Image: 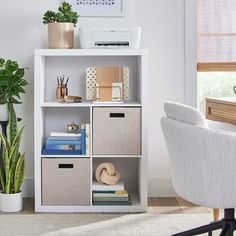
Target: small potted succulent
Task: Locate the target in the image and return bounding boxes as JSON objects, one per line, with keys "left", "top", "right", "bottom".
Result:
{"left": 43, "top": 2, "right": 79, "bottom": 49}
{"left": 0, "top": 58, "right": 28, "bottom": 121}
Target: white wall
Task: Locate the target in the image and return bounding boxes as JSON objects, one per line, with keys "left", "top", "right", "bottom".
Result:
{"left": 0, "top": 0, "right": 186, "bottom": 197}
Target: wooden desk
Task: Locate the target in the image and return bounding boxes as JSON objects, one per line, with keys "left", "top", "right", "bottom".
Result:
{"left": 206, "top": 97, "right": 236, "bottom": 125}
{"left": 206, "top": 97, "right": 236, "bottom": 222}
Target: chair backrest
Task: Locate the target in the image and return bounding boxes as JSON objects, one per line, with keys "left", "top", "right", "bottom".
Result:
{"left": 161, "top": 102, "right": 236, "bottom": 209}
{"left": 164, "top": 101, "right": 209, "bottom": 128}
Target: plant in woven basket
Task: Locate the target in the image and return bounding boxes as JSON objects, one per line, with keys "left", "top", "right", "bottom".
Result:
{"left": 0, "top": 104, "right": 25, "bottom": 194}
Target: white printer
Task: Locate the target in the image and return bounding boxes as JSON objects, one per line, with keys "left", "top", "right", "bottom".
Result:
{"left": 79, "top": 27, "right": 141, "bottom": 49}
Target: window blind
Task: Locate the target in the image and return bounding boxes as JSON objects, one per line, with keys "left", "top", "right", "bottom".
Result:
{"left": 197, "top": 0, "right": 236, "bottom": 71}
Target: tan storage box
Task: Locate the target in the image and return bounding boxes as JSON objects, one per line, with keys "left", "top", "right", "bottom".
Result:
{"left": 93, "top": 107, "right": 141, "bottom": 155}
{"left": 42, "top": 158, "right": 90, "bottom": 206}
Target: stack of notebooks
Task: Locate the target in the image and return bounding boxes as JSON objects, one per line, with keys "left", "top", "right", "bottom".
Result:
{"left": 42, "top": 124, "right": 90, "bottom": 155}
{"left": 92, "top": 181, "right": 132, "bottom": 206}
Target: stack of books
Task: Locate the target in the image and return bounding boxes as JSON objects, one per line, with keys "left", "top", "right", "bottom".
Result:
{"left": 92, "top": 181, "right": 132, "bottom": 205}
{"left": 42, "top": 124, "right": 90, "bottom": 155}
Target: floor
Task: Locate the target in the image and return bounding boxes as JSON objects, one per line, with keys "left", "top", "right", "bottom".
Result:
{"left": 148, "top": 197, "right": 212, "bottom": 214}
{"left": 11, "top": 197, "right": 213, "bottom": 214}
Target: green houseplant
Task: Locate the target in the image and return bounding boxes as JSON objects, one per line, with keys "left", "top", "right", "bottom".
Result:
{"left": 0, "top": 58, "right": 27, "bottom": 212}
{"left": 0, "top": 105, "right": 25, "bottom": 212}
{"left": 43, "top": 2, "right": 79, "bottom": 49}
{"left": 0, "top": 105, "right": 25, "bottom": 194}
{"left": 0, "top": 58, "right": 28, "bottom": 121}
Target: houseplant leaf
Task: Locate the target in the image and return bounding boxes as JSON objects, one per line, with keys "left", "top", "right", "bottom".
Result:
{"left": 14, "top": 153, "right": 25, "bottom": 193}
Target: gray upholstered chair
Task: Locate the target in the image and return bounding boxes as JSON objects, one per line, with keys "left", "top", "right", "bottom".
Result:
{"left": 161, "top": 102, "right": 236, "bottom": 236}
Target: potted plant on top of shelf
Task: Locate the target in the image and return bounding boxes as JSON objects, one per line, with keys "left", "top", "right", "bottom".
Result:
{"left": 43, "top": 2, "right": 79, "bottom": 49}
{"left": 0, "top": 58, "right": 27, "bottom": 212}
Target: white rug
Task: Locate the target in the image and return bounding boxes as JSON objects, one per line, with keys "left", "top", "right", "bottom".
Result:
{"left": 0, "top": 213, "right": 223, "bottom": 236}
{"left": 44, "top": 214, "right": 222, "bottom": 236}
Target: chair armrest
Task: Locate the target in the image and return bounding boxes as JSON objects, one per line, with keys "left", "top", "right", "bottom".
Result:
{"left": 161, "top": 117, "right": 236, "bottom": 209}
{"left": 207, "top": 119, "right": 236, "bottom": 132}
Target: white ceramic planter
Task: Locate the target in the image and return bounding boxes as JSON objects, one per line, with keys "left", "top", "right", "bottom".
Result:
{"left": 0, "top": 191, "right": 22, "bottom": 212}
{"left": 0, "top": 104, "right": 8, "bottom": 121}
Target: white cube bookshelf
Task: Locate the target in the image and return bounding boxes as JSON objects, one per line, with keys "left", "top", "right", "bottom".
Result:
{"left": 34, "top": 49, "right": 148, "bottom": 212}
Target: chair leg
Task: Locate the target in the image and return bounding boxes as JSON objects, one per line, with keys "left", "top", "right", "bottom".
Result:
{"left": 209, "top": 209, "right": 220, "bottom": 236}
{"left": 223, "top": 208, "right": 235, "bottom": 236}
{"left": 225, "top": 230, "right": 233, "bottom": 236}
{"left": 172, "top": 221, "right": 222, "bottom": 236}
{"left": 213, "top": 208, "right": 220, "bottom": 222}
{"left": 219, "top": 224, "right": 230, "bottom": 236}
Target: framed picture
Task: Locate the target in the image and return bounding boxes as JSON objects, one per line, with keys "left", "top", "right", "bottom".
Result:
{"left": 65, "top": 0, "right": 125, "bottom": 17}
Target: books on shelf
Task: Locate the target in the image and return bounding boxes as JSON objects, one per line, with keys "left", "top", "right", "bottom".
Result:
{"left": 45, "top": 144, "right": 81, "bottom": 150}
{"left": 93, "top": 191, "right": 128, "bottom": 197}
{"left": 93, "top": 197, "right": 129, "bottom": 201}
{"left": 81, "top": 124, "right": 86, "bottom": 155}
{"left": 92, "top": 181, "right": 124, "bottom": 191}
{"left": 92, "top": 181, "right": 132, "bottom": 206}
{"left": 42, "top": 150, "right": 82, "bottom": 155}
{"left": 93, "top": 201, "right": 132, "bottom": 206}
{"left": 85, "top": 124, "right": 90, "bottom": 156}
{"left": 46, "top": 139, "right": 82, "bottom": 145}
{"left": 50, "top": 132, "right": 81, "bottom": 137}
{"left": 42, "top": 124, "right": 90, "bottom": 156}
{"left": 47, "top": 136, "right": 81, "bottom": 141}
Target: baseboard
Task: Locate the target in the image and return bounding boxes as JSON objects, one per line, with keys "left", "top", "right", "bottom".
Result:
{"left": 21, "top": 177, "right": 34, "bottom": 197}
{"left": 22, "top": 177, "right": 177, "bottom": 198}
{"left": 148, "top": 177, "right": 178, "bottom": 197}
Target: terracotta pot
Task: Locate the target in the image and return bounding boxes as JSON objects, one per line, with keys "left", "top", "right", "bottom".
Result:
{"left": 0, "top": 191, "right": 22, "bottom": 212}
{"left": 0, "top": 104, "right": 8, "bottom": 121}
{"left": 48, "top": 22, "right": 74, "bottom": 49}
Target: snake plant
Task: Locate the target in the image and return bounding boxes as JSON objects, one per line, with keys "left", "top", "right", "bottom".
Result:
{"left": 0, "top": 104, "right": 25, "bottom": 194}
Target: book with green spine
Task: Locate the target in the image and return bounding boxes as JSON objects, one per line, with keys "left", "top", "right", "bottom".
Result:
{"left": 93, "top": 197, "right": 129, "bottom": 202}
{"left": 93, "top": 201, "right": 132, "bottom": 206}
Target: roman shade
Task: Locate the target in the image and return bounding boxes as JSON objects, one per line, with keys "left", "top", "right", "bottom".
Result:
{"left": 197, "top": 0, "right": 236, "bottom": 71}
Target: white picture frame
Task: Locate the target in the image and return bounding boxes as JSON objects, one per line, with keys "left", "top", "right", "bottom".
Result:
{"left": 64, "top": 0, "right": 125, "bottom": 17}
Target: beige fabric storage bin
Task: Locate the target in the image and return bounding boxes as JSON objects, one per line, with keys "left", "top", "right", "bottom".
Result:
{"left": 42, "top": 158, "right": 90, "bottom": 206}
{"left": 93, "top": 107, "right": 141, "bottom": 155}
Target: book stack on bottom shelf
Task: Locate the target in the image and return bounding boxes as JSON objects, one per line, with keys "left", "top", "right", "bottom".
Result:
{"left": 92, "top": 181, "right": 132, "bottom": 206}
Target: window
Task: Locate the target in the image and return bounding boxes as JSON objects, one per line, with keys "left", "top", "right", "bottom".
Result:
{"left": 197, "top": 0, "right": 236, "bottom": 113}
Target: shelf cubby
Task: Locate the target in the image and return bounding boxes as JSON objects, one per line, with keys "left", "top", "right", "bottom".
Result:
{"left": 44, "top": 56, "right": 140, "bottom": 104}
{"left": 43, "top": 107, "right": 90, "bottom": 139}
{"left": 93, "top": 158, "right": 140, "bottom": 197}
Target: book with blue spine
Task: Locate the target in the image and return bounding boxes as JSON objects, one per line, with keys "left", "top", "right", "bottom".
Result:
{"left": 46, "top": 139, "right": 82, "bottom": 145}
{"left": 81, "top": 124, "right": 86, "bottom": 155}
{"left": 42, "top": 149, "right": 82, "bottom": 155}
{"left": 45, "top": 144, "right": 81, "bottom": 150}
{"left": 85, "top": 124, "right": 90, "bottom": 155}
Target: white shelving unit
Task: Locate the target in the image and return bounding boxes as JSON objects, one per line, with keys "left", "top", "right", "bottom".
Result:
{"left": 34, "top": 49, "right": 148, "bottom": 212}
